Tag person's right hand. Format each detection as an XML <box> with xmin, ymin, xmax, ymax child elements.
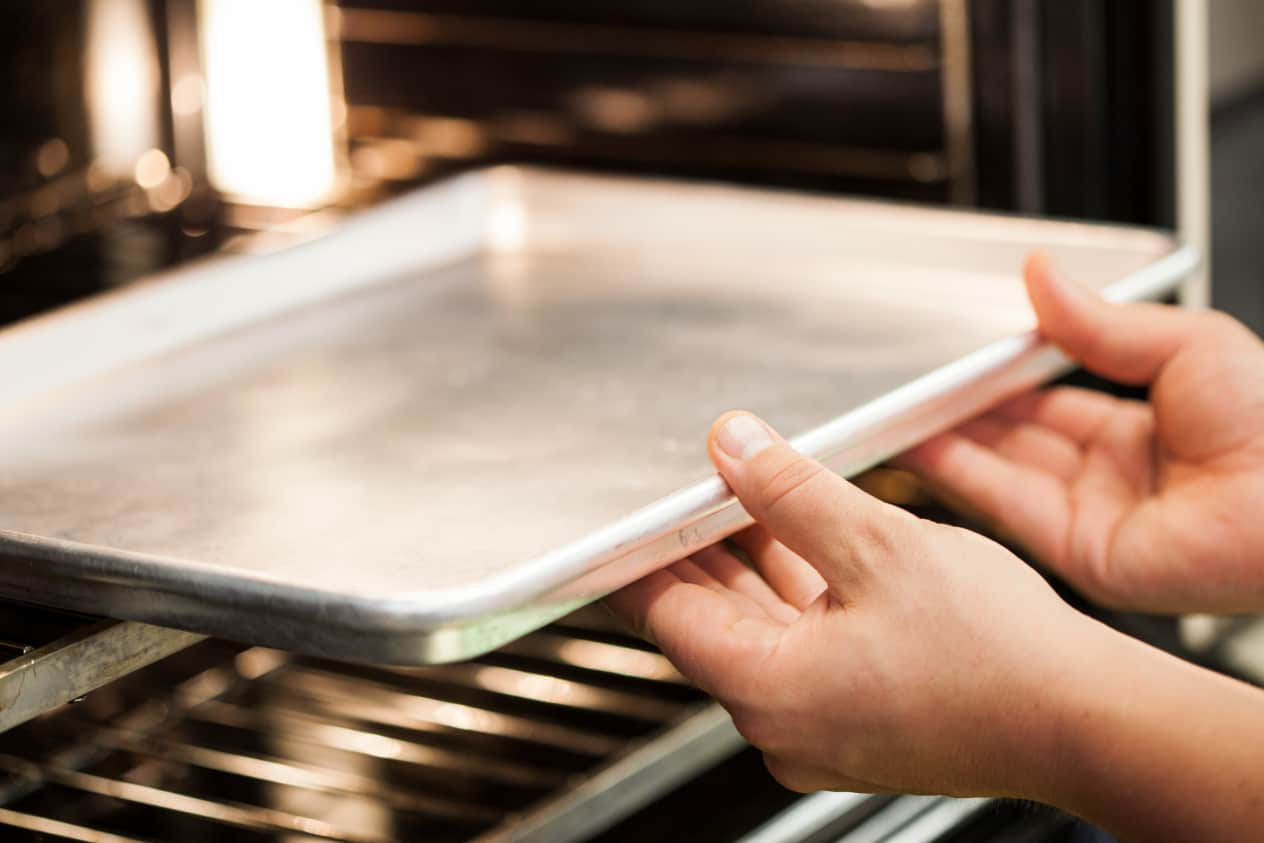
<box><xmin>900</xmin><ymin>254</ymin><xmax>1264</xmax><ymax>614</ymax></box>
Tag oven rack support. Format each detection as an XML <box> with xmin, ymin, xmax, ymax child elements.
<box><xmin>0</xmin><ymin>618</ymin><xmax>202</xmax><ymax>734</ymax></box>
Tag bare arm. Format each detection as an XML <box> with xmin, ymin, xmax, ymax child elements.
<box><xmin>1049</xmin><ymin>626</ymin><xmax>1264</xmax><ymax>841</ymax></box>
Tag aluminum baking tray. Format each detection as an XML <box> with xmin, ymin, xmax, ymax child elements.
<box><xmin>0</xmin><ymin>167</ymin><xmax>1197</xmax><ymax>664</ymax></box>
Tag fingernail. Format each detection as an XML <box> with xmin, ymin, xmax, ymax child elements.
<box><xmin>716</xmin><ymin>414</ymin><xmax>775</xmax><ymax>460</ymax></box>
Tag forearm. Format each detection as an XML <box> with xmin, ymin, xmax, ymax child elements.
<box><xmin>1040</xmin><ymin>623</ymin><xmax>1264</xmax><ymax>841</ymax></box>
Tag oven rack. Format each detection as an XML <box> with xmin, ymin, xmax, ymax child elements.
<box><xmin>0</xmin><ymin>606</ymin><xmax>745</xmax><ymax>843</ymax></box>
<box><xmin>0</xmin><ymin>603</ymin><xmax>201</xmax><ymax>735</ymax></box>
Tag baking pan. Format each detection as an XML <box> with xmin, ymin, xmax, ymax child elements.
<box><xmin>0</xmin><ymin>167</ymin><xmax>1197</xmax><ymax>663</ymax></box>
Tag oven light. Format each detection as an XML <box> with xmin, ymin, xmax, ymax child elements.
<box><xmin>199</xmin><ymin>0</ymin><xmax>338</xmax><ymax>207</ymax></box>
<box><xmin>85</xmin><ymin>0</ymin><xmax>161</xmax><ymax>179</ymax></box>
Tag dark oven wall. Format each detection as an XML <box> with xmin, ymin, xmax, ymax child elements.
<box><xmin>970</xmin><ymin>0</ymin><xmax>1175</xmax><ymax>226</ymax></box>
<box><xmin>336</xmin><ymin>0</ymin><xmax>1175</xmax><ymax>225</ymax></box>
<box><xmin>0</xmin><ymin>1</ymin><xmax>1176</xmax><ymax>328</ymax></box>
<box><xmin>336</xmin><ymin>0</ymin><xmax>964</xmax><ymax>204</ymax></box>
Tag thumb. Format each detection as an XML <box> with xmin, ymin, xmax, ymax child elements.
<box><xmin>707</xmin><ymin>411</ymin><xmax>915</xmax><ymax>601</ymax></box>
<box><xmin>1025</xmin><ymin>252</ymin><xmax>1208</xmax><ymax>385</ymax></box>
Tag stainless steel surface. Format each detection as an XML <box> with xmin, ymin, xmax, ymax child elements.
<box><xmin>737</xmin><ymin>791</ymin><xmax>879</xmax><ymax>843</ymax></box>
<box><xmin>938</xmin><ymin>0</ymin><xmax>975</xmax><ymax>205</ymax></box>
<box><xmin>880</xmin><ymin>798</ymin><xmax>990</xmax><ymax>843</ymax></box>
<box><xmin>336</xmin><ymin>1</ymin><xmax>965</xmax><ymax>203</ymax></box>
<box><xmin>0</xmin><ymin>608</ymin><xmax>734</xmax><ymax>843</ymax></box>
<box><xmin>835</xmin><ymin>797</ymin><xmax>941</xmax><ymax>843</ymax></box>
<box><xmin>0</xmin><ymin>619</ymin><xmax>201</xmax><ymax>735</ymax></box>
<box><xmin>738</xmin><ymin>791</ymin><xmax>994</xmax><ymax>843</ymax></box>
<box><xmin>0</xmin><ymin>167</ymin><xmax>1197</xmax><ymax>663</ymax></box>
<box><xmin>481</xmin><ymin>703</ymin><xmax>744</xmax><ymax>843</ymax></box>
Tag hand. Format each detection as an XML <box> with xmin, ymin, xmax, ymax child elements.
<box><xmin>607</xmin><ymin>412</ymin><xmax>1107</xmax><ymax>798</ymax></box>
<box><xmin>900</xmin><ymin>254</ymin><xmax>1264</xmax><ymax>614</ymax></box>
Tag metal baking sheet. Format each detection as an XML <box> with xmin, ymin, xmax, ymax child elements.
<box><xmin>0</xmin><ymin>168</ymin><xmax>1196</xmax><ymax>663</ymax></box>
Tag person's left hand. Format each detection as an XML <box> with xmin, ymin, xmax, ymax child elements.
<box><xmin>606</xmin><ymin>411</ymin><xmax>1115</xmax><ymax>798</ymax></box>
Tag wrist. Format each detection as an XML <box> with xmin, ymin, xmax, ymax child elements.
<box><xmin>999</xmin><ymin>612</ymin><xmax>1137</xmax><ymax>808</ymax></box>
<box><xmin>1025</xmin><ymin>618</ymin><xmax>1264</xmax><ymax>839</ymax></box>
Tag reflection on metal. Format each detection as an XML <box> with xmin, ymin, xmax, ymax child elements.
<box><xmin>356</xmin><ymin>116</ymin><xmax>948</xmax><ymax>183</ymax></box>
<box><xmin>0</xmin><ymin>807</ymin><xmax>146</xmax><ymax>843</ymax></box>
<box><xmin>85</xmin><ymin>0</ymin><xmax>161</xmax><ymax>179</ymax></box>
<box><xmin>881</xmin><ymin>797</ymin><xmax>990</xmax><ymax>842</ymax></box>
<box><xmin>87</xmin><ymin>726</ymin><xmax>502</xmax><ymax>825</ymax></box>
<box><xmin>0</xmin><ymin>620</ymin><xmax>202</xmax><ymax>734</ymax></box>
<box><xmin>737</xmin><ymin>790</ymin><xmax>880</xmax><ymax>843</ymax></box>
<box><xmin>1010</xmin><ymin>0</ymin><xmax>1045</xmax><ymax>213</ymax></box>
<box><xmin>171</xmin><ymin>74</ymin><xmax>206</xmax><ymax>116</ymax></box>
<box><xmin>199</xmin><ymin>0</ymin><xmax>338</xmax><ymax>206</ymax></box>
<box><xmin>1175</xmin><ymin>0</ymin><xmax>1211</xmax><ymax>307</ymax></box>
<box><xmin>410</xmin><ymin>116</ymin><xmax>490</xmax><ymax>158</ymax></box>
<box><xmin>477</xmin><ymin>704</ymin><xmax>746</xmax><ymax>843</ymax></box>
<box><xmin>859</xmin><ymin>0</ymin><xmax>927</xmax><ymax>8</ymax></box>
<box><xmin>0</xmin><ymin>754</ymin><xmax>392</xmax><ymax>843</ymax></box>
<box><xmin>275</xmin><ymin>665</ymin><xmax>626</xmax><ymax>755</ymax></box>
<box><xmin>133</xmin><ymin>149</ymin><xmax>171</xmax><ymax>190</ymax></box>
<box><xmin>2</xmin><ymin>0</ymin><xmax>195</xmax><ymax>280</ymax></box>
<box><xmin>569</xmin><ymin>87</ymin><xmax>662</xmax><ymax>134</ymax></box>
<box><xmin>937</xmin><ymin>0</ymin><xmax>976</xmax><ymax>205</ymax></box>
<box><xmin>502</xmin><ymin>631</ymin><xmax>682</xmax><ymax>682</ymax></box>
<box><xmin>0</xmin><ymin>610</ymin><xmax>727</xmax><ymax>842</ymax></box>
<box><xmin>465</xmin><ymin>663</ymin><xmax>682</xmax><ymax>719</ymax></box>
<box><xmin>195</xmin><ymin>698</ymin><xmax>564</xmax><ymax>786</ymax></box>
<box><xmin>34</xmin><ymin>140</ymin><xmax>70</xmax><ymax>179</ymax></box>
<box><xmin>338</xmin><ymin>9</ymin><xmax>940</xmax><ymax>72</ymax></box>
<box><xmin>738</xmin><ymin>794</ymin><xmax>989</xmax><ymax>843</ymax></box>
<box><xmin>838</xmin><ymin>796</ymin><xmax>941</xmax><ymax>841</ymax></box>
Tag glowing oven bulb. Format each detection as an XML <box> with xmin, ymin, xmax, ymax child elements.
<box><xmin>199</xmin><ymin>0</ymin><xmax>338</xmax><ymax>207</ymax></box>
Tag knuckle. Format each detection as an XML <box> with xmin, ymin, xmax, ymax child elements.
<box><xmin>754</xmin><ymin>455</ymin><xmax>828</xmax><ymax>517</ymax></box>
<box><xmin>705</xmin><ymin>622</ymin><xmax>785</xmax><ymax>705</ymax></box>
<box><xmin>850</xmin><ymin>518</ymin><xmax>898</xmax><ymax>556</ymax></box>
<box><xmin>762</xmin><ymin>754</ymin><xmax>815</xmax><ymax>794</ymax></box>
<box><xmin>846</xmin><ymin>510</ymin><xmax>919</xmax><ymax>569</ymax></box>
<box><xmin>731</xmin><ymin>710</ymin><xmax>788</xmax><ymax>754</ymax></box>
<box><xmin>1067</xmin><ymin>308</ymin><xmax>1109</xmax><ymax>359</ymax></box>
<box><xmin>730</xmin><ymin>709</ymin><xmax>770</xmax><ymax>749</ymax></box>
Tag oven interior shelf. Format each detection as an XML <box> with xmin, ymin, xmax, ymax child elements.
<box><xmin>0</xmin><ymin>603</ymin><xmax>201</xmax><ymax>736</ymax></box>
<box><xmin>0</xmin><ymin>606</ymin><xmax>744</xmax><ymax>843</ymax></box>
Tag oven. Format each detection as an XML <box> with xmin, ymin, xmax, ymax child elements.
<box><xmin>0</xmin><ymin>2</ymin><xmax>1227</xmax><ymax>841</ymax></box>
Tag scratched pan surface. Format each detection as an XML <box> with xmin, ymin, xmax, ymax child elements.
<box><xmin>0</xmin><ymin>168</ymin><xmax>1196</xmax><ymax>663</ymax></box>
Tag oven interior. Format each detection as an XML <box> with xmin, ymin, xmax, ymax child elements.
<box><xmin>1</xmin><ymin>2</ymin><xmax>1258</xmax><ymax>841</ymax></box>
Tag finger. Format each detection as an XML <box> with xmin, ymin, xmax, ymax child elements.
<box><xmin>604</xmin><ymin>569</ymin><xmax>680</xmax><ymax>646</ymax></box>
<box><xmin>693</xmin><ymin>545</ymin><xmax>800</xmax><ymax>624</ymax></box>
<box><xmin>672</xmin><ymin>556</ymin><xmax>790</xmax><ymax>623</ymax></box>
<box><xmin>1025</xmin><ymin>252</ymin><xmax>1213</xmax><ymax>385</ymax></box>
<box><xmin>989</xmin><ymin>387</ymin><xmax>1121</xmax><ymax>446</ymax></box>
<box><xmin>956</xmin><ymin>415</ymin><xmax>1082</xmax><ymax>481</ymax></box>
<box><xmin>605</xmin><ymin>570</ymin><xmax>780</xmax><ymax>696</ymax></box>
<box><xmin>901</xmin><ymin>431</ymin><xmax>1069</xmax><ymax>563</ymax></box>
<box><xmin>708</xmin><ymin>411</ymin><xmax>918</xmax><ymax>601</ymax></box>
<box><xmin>731</xmin><ymin>525</ymin><xmax>826</xmax><ymax>611</ymax></box>
<box><xmin>670</xmin><ymin>558</ymin><xmax>724</xmax><ymax>590</ymax></box>
<box><xmin>762</xmin><ymin>754</ymin><xmax>890</xmax><ymax>794</ymax></box>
